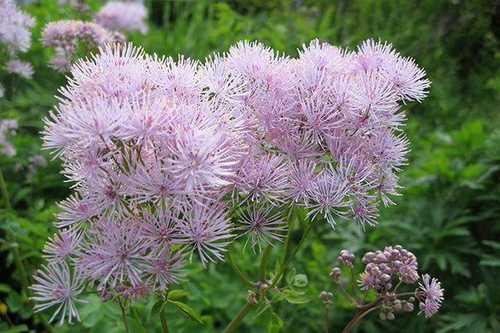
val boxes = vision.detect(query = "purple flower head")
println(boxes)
[29,263,85,325]
[179,201,233,265]
[44,228,82,263]
[42,20,125,72]
[418,274,444,318]
[307,169,349,228]
[0,0,35,54]
[237,204,287,252]
[236,154,290,204]
[79,219,150,288]
[145,249,185,291]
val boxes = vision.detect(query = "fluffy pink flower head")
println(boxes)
[0,0,35,54]
[42,20,125,72]
[6,59,33,79]
[418,274,444,318]
[95,1,148,34]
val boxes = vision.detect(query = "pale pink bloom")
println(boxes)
[56,194,99,228]
[236,154,290,204]
[418,274,444,318]
[6,59,33,79]
[79,220,150,288]
[178,201,233,265]
[0,0,35,54]
[307,169,349,227]
[42,20,125,72]
[95,1,148,34]
[140,207,184,248]
[288,159,317,204]
[43,229,82,263]
[145,249,184,291]
[30,263,85,324]
[237,204,287,252]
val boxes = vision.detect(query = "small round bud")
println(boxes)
[386,312,395,320]
[247,291,258,304]
[379,312,386,320]
[338,249,355,267]
[329,267,342,282]
[319,291,334,304]
[403,302,414,312]
[393,300,402,312]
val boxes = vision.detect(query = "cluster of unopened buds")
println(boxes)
[325,246,443,332]
[30,37,431,325]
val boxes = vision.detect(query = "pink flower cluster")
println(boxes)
[0,0,35,79]
[32,39,429,323]
[6,59,34,79]
[331,246,443,322]
[359,245,419,291]
[95,1,149,34]
[0,0,35,54]
[42,20,125,72]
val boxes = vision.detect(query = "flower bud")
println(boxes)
[403,302,414,312]
[338,249,355,267]
[319,291,333,304]
[329,267,342,282]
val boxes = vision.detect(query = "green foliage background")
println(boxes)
[0,0,499,332]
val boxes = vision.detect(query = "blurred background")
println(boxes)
[0,0,499,332]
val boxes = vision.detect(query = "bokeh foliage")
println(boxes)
[0,0,498,332]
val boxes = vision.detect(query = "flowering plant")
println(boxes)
[31,38,440,331]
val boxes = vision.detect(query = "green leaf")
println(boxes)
[292,274,308,288]
[281,289,310,304]
[168,300,204,325]
[1,324,29,333]
[167,289,190,301]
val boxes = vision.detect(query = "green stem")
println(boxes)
[0,168,11,209]
[259,244,272,281]
[0,168,29,287]
[324,304,330,333]
[119,299,130,333]
[160,307,169,333]
[271,220,313,287]
[227,252,253,287]
[222,301,256,333]
[341,299,382,333]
